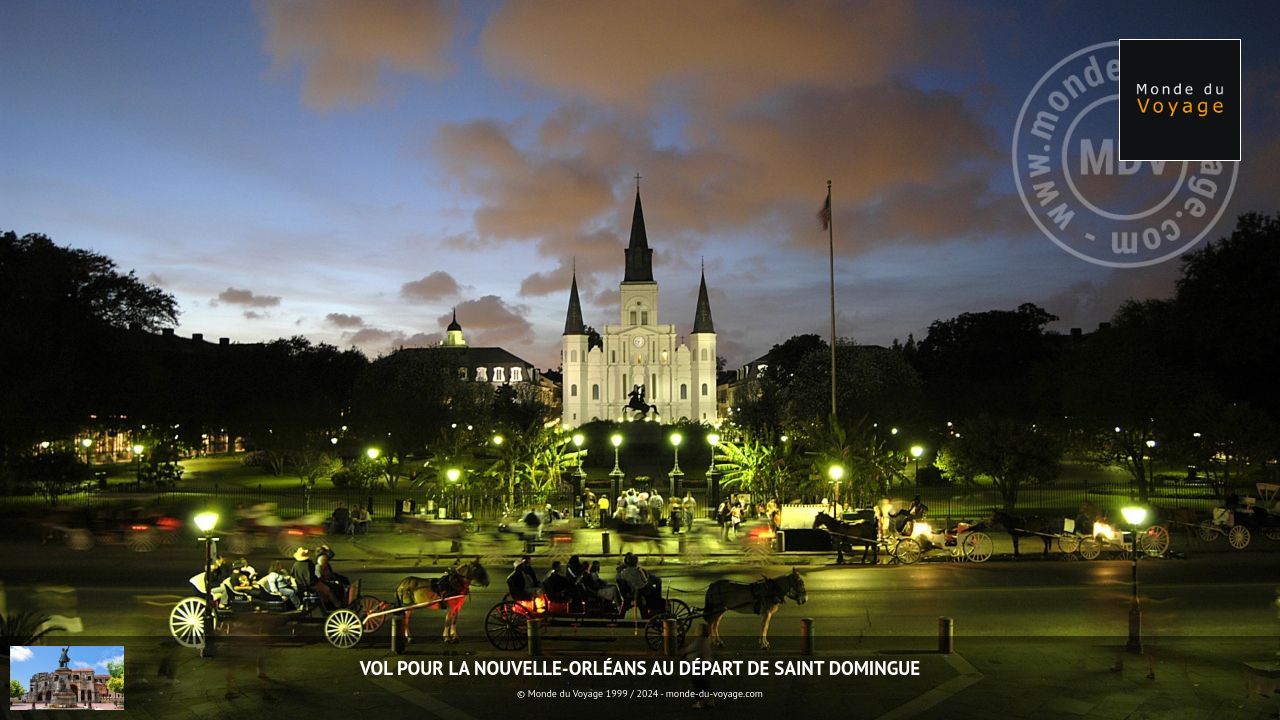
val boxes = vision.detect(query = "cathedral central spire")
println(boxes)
[563,270,586,335]
[623,190,654,282]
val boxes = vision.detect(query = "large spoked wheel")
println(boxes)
[1139,525,1171,557]
[128,530,156,553]
[1265,527,1280,542]
[325,608,364,648]
[894,537,922,565]
[644,612,687,651]
[169,597,208,648]
[485,602,529,650]
[962,532,994,563]
[1057,535,1081,554]
[1078,537,1101,560]
[226,532,254,556]
[1228,525,1251,549]
[1196,524,1218,542]
[354,595,387,633]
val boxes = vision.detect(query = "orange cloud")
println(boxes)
[259,0,456,110]
[400,270,462,301]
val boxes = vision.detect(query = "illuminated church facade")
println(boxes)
[560,191,718,428]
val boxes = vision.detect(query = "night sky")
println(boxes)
[3,1,1277,368]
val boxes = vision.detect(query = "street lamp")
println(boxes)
[707,434,721,507]
[609,433,624,500]
[446,468,461,518]
[571,433,586,498]
[1121,505,1147,654]
[132,444,145,487]
[827,464,845,514]
[493,434,504,446]
[80,438,93,466]
[365,447,380,460]
[1144,439,1156,489]
[910,445,924,494]
[669,432,684,497]
[193,511,219,658]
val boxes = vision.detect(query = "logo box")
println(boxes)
[1119,39,1241,162]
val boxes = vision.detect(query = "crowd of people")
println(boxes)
[505,552,662,615]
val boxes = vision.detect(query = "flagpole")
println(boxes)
[827,179,837,425]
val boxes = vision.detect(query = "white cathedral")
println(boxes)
[560,190,719,428]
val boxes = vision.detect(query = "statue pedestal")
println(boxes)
[49,690,79,708]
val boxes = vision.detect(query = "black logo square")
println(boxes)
[1119,39,1240,161]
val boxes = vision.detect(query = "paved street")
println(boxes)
[4,525,1280,718]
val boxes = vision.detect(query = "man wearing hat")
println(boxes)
[290,547,336,609]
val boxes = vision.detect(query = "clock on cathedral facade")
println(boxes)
[560,190,718,428]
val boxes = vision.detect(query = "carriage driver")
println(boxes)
[506,555,540,601]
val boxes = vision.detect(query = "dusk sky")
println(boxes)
[4,1,1277,369]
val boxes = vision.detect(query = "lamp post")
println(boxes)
[193,511,219,658]
[1121,505,1147,654]
[572,433,586,500]
[1144,439,1156,491]
[707,433,721,508]
[609,434,624,501]
[910,445,924,495]
[80,438,93,467]
[132,444,145,487]
[669,432,684,498]
[828,464,845,515]
[446,468,461,519]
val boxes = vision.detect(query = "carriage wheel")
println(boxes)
[1228,525,1251,550]
[169,597,208,648]
[962,532,994,563]
[227,532,253,556]
[128,530,156,553]
[644,612,687,651]
[485,602,528,650]
[324,608,364,648]
[1056,535,1080,555]
[1265,527,1280,542]
[1078,537,1101,560]
[1196,524,1218,542]
[894,538,922,565]
[355,595,388,633]
[665,598,695,629]
[1139,525,1170,557]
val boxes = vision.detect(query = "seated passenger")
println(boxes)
[542,561,572,602]
[585,560,621,608]
[506,555,540,601]
[257,561,301,609]
[617,553,660,612]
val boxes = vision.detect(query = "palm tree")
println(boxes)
[1,611,63,649]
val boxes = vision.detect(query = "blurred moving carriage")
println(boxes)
[42,505,183,552]
[1165,483,1280,550]
[168,577,386,650]
[484,575,695,652]
[225,503,328,557]
[813,509,994,564]
[991,508,1170,560]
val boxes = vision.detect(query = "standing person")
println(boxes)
[598,493,610,527]
[729,501,743,537]
[584,491,597,526]
[682,491,698,529]
[649,490,665,527]
[717,500,730,539]
[668,495,683,534]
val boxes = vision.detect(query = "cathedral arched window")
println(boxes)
[651,374,657,397]
[592,384,599,400]
[680,384,688,400]
[571,350,578,362]
[571,384,578,397]
[630,311,638,324]
[641,311,649,325]
[611,350,616,363]
[700,348,708,361]
[701,383,709,396]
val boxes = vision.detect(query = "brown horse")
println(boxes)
[703,568,806,650]
[394,559,489,644]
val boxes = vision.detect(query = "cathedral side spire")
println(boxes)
[563,270,586,335]
[693,269,714,333]
[623,190,654,282]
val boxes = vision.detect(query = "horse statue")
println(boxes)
[625,385,659,421]
[394,558,489,644]
[990,510,1054,558]
[703,568,806,649]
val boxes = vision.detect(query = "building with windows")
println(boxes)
[560,190,718,428]
[431,310,553,407]
[25,668,118,707]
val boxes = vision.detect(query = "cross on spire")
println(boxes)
[634,173,642,191]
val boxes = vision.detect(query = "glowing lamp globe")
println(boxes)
[194,512,219,533]
[446,468,461,483]
[910,445,924,458]
[1121,506,1147,527]
[572,433,585,447]
[707,433,720,447]
[670,433,683,447]
[366,447,380,460]
[828,465,845,482]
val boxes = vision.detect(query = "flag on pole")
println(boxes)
[818,194,832,230]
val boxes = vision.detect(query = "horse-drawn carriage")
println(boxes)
[1167,484,1280,550]
[992,509,1171,560]
[484,580,695,652]
[168,578,383,650]
[812,509,993,564]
